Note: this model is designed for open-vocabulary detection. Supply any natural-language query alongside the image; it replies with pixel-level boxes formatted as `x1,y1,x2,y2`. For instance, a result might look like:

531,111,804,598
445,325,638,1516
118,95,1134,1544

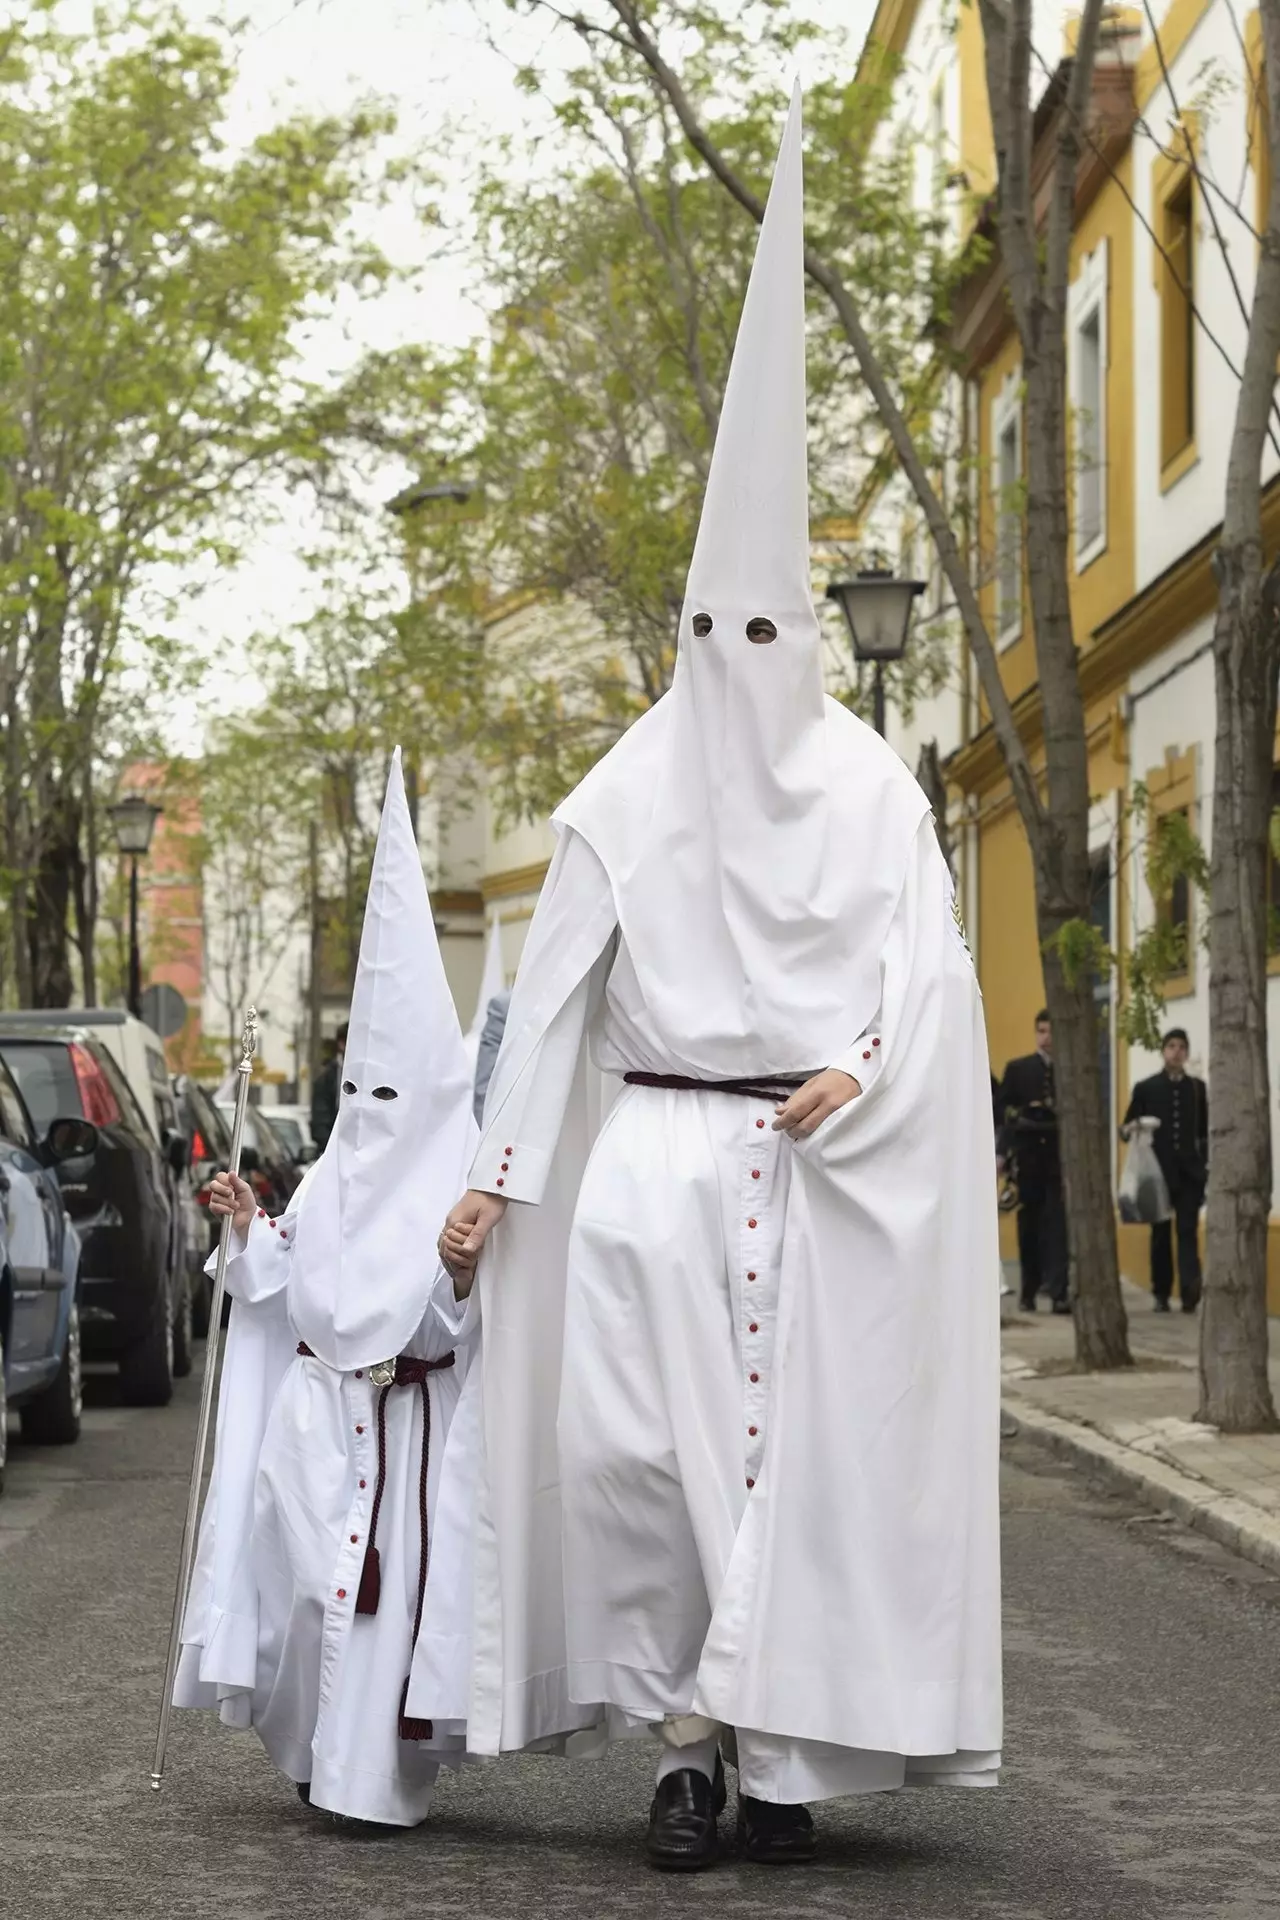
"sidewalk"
1001,1274,1280,1575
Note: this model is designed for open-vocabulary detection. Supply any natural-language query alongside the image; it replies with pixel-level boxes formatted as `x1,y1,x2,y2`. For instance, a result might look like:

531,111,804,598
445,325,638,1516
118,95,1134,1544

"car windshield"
254,1110,288,1160
0,1040,80,1132
270,1115,303,1157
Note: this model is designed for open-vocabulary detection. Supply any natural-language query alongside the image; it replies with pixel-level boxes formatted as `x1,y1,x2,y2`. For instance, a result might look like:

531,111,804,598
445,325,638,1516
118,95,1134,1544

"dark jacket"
998,1051,1059,1192
1124,1070,1208,1191
310,1055,341,1152
473,989,511,1127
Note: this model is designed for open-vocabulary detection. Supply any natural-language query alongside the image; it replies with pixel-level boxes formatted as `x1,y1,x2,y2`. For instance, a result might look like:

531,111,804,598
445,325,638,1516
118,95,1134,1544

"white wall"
1131,0,1278,593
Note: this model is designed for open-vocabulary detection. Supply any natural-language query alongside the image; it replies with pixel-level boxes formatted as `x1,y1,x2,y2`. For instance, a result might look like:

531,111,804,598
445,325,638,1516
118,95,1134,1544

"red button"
337,1588,347,1599
505,1147,514,1155
355,1370,363,1379
863,1050,872,1061
355,1425,364,1435
746,1477,755,1489
496,1178,505,1187
751,1169,760,1180
747,1218,757,1229
747,1271,756,1281
280,1233,288,1243
350,1534,358,1544
750,1372,759,1383
872,1038,881,1048
748,1426,758,1437
749,1322,759,1333
501,1162,509,1171
359,1479,367,1489
756,1119,765,1129
257,1208,266,1218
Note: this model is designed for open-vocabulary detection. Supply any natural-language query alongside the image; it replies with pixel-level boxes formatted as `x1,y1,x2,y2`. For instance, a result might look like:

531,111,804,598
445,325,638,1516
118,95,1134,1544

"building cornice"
480,859,551,902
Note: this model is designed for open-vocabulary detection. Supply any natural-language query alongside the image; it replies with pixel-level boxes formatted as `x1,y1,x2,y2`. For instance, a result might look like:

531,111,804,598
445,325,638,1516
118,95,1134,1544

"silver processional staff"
149,1005,258,1789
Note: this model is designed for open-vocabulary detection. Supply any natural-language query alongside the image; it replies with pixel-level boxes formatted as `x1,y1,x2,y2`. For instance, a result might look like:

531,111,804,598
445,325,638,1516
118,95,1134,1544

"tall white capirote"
557,85,916,1078
290,749,476,1371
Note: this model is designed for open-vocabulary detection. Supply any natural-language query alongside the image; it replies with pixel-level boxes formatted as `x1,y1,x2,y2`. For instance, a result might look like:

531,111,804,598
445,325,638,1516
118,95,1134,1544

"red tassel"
354,1542,381,1616
398,1675,433,1743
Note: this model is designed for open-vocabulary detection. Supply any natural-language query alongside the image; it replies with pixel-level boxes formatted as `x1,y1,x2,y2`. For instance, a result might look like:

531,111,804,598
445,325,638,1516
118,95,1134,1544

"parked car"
0,1009,193,1320
215,1103,301,1216
0,1058,96,1493
0,1026,191,1406
266,1104,316,1166
172,1074,234,1336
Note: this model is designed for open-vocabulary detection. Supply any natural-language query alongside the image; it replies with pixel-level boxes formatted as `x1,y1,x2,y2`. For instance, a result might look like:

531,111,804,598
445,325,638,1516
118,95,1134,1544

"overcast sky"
68,0,880,737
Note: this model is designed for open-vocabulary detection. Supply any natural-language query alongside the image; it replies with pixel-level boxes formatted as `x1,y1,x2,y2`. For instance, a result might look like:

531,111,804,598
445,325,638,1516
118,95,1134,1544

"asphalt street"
3,1358,1280,1920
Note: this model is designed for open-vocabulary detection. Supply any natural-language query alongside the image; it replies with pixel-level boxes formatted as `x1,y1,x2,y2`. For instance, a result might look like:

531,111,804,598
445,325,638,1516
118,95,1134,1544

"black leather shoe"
1051,1301,1072,1315
296,1781,312,1807
1154,1298,1171,1313
738,1794,817,1865
646,1755,726,1871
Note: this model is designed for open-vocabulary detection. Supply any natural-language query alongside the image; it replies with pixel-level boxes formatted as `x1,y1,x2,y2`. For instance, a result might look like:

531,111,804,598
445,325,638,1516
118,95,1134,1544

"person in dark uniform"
309,1019,348,1153
1123,1028,1207,1313
998,1010,1069,1314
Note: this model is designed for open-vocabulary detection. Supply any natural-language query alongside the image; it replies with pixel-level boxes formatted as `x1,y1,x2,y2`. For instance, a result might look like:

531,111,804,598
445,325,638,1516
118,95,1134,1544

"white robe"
410,814,1002,1803
175,1188,481,1826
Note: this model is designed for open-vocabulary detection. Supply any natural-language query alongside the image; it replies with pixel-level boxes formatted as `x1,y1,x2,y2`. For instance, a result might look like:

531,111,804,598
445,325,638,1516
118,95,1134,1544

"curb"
1002,1392,1280,1579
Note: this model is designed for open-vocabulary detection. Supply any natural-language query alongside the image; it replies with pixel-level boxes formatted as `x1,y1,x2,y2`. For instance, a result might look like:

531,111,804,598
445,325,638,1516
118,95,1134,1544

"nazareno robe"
174,1181,481,1827
409,702,1003,1803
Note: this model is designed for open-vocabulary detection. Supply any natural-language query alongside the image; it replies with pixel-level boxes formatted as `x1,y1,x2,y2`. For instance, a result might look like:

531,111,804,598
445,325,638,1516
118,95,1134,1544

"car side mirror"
45,1115,99,1164
165,1128,191,1175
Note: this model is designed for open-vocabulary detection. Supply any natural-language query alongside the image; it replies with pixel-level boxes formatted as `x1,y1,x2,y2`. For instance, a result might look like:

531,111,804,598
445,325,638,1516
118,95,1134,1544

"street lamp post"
825,568,926,738
108,793,163,1018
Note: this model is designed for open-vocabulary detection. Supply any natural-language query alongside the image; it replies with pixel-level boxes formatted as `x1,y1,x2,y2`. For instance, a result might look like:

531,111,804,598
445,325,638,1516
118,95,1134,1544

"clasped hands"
436,1068,862,1287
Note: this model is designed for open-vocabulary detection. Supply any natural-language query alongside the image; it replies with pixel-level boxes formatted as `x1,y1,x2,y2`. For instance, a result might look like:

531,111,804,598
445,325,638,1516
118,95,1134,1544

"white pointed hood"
555,88,928,1076
290,750,477,1371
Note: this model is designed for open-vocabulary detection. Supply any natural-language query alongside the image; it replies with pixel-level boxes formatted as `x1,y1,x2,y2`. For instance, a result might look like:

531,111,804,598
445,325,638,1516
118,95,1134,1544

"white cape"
411,717,1002,1789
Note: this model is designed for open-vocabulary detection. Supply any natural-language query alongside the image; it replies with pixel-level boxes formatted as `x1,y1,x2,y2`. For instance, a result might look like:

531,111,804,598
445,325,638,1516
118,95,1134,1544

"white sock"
655,1734,719,1786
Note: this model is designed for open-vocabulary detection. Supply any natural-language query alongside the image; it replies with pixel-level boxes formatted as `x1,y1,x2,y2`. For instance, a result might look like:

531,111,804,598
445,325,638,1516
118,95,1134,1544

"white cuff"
829,1029,885,1096
468,1139,551,1205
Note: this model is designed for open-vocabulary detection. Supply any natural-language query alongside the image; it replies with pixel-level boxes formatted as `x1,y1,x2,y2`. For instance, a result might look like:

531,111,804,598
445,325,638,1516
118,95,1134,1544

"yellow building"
860,0,1280,1304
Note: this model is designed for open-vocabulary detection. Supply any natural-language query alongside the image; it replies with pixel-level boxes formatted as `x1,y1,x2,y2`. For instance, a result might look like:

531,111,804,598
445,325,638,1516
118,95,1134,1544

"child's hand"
438,1189,508,1284
209,1170,256,1237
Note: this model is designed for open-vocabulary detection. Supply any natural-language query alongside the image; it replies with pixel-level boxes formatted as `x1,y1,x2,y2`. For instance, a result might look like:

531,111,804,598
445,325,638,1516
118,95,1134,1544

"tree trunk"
1201,555,1280,1428
27,792,80,1008
1198,0,1280,1430
985,0,1129,1365
915,739,954,872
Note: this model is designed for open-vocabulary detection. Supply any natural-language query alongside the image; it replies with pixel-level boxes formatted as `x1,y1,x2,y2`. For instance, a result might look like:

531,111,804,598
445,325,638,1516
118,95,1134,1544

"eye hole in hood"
342,1079,356,1095
372,1086,398,1101
745,617,778,644
692,613,713,637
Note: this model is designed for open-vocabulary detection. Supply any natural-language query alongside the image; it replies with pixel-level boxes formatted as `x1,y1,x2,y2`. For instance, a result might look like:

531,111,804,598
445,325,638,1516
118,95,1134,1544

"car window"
0,1059,35,1150
0,1041,85,1132
95,1048,154,1143
188,1083,231,1158
271,1115,303,1157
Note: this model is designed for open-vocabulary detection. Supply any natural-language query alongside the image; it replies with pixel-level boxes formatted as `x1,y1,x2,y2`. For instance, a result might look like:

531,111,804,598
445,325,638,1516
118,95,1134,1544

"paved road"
4,1362,1280,1920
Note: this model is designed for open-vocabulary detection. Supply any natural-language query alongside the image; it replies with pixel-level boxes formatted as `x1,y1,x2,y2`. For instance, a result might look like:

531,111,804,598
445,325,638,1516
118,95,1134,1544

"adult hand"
209,1170,256,1236
438,1189,509,1283
772,1068,862,1139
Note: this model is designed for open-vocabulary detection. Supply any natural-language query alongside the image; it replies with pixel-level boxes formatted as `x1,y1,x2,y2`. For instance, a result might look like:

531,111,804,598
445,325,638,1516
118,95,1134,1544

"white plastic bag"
1119,1118,1172,1225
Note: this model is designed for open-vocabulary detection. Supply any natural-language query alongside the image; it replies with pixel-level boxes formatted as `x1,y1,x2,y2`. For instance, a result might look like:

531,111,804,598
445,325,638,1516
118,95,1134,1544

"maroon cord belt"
623,1071,809,1103
296,1341,456,1739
